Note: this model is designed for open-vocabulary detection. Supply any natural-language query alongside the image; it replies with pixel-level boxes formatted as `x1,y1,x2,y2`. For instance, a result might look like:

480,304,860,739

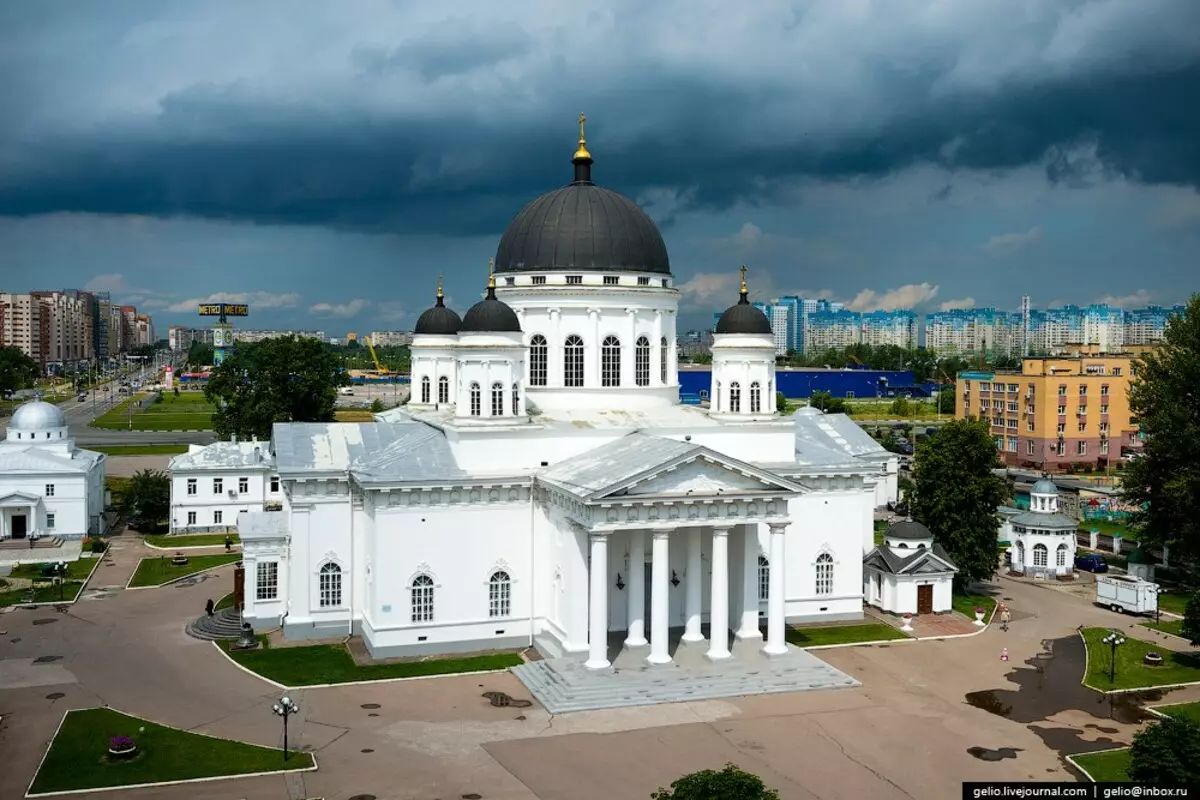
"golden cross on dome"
436,272,443,299
740,265,748,294
574,112,591,160
487,257,496,289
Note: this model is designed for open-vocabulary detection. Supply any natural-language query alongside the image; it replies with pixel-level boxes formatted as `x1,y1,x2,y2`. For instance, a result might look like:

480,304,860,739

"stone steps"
185,607,244,640
511,645,859,714
0,537,64,551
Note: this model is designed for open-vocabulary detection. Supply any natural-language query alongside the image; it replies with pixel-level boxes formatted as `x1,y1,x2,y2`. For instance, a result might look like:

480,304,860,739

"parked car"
1075,553,1109,573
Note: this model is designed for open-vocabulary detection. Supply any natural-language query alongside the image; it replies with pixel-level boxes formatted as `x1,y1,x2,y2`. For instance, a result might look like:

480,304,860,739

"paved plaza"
0,532,1192,799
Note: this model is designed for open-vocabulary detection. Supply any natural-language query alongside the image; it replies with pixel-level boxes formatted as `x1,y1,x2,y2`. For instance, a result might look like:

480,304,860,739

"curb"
24,707,317,798
143,541,241,552
2,557,103,608
124,556,241,590
210,640,515,691
1137,622,1192,646
1064,747,1129,783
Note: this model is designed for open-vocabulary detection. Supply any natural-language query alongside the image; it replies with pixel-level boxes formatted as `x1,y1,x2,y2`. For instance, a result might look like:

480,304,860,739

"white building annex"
862,519,958,617
215,124,896,670
168,439,281,532
0,398,107,542
1002,478,1078,579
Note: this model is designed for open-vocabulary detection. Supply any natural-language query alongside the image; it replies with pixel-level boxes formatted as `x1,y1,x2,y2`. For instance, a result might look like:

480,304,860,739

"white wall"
0,472,92,538
873,573,954,615
409,335,457,409
710,334,777,417
170,468,280,531
780,486,869,622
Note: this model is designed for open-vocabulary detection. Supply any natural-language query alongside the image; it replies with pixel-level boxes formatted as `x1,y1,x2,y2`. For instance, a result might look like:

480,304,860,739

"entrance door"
916,584,933,615
11,514,28,539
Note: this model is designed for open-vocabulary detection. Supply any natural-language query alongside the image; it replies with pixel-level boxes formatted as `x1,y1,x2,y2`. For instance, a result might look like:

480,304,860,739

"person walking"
1000,605,1011,632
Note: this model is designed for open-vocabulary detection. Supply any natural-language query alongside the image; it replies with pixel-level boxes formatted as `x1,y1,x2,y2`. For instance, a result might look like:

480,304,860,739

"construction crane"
363,337,392,376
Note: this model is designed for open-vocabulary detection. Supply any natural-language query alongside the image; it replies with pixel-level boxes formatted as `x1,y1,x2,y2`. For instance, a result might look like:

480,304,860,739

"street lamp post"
53,561,68,601
272,696,299,761
1103,632,1125,685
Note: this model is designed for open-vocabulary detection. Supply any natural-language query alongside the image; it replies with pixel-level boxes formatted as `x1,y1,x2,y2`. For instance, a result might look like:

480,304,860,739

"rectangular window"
1027,419,1035,432
1006,436,1017,451
638,276,650,286
565,275,582,285
1026,440,1036,455
1100,440,1109,454
845,391,855,398
1100,404,1109,414
213,510,223,524
1078,421,1086,432
1100,384,1109,396
270,476,280,493
256,562,278,600
1056,441,1066,456
45,483,55,497
1058,385,1067,396
213,478,223,494
603,275,619,286
1112,367,1122,376
187,511,197,525
504,277,515,286
1057,423,1065,434
1058,404,1066,415
238,477,249,493
1077,441,1087,456
531,275,546,286
1007,383,1019,392
46,513,55,529
1079,384,1087,396
187,478,197,496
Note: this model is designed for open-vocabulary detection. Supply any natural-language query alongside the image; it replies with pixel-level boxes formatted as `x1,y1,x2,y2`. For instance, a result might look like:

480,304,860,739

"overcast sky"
1,0,1198,334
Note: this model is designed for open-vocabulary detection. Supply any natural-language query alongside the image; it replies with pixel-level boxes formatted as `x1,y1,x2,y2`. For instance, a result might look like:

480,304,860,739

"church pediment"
599,453,801,500
899,551,957,575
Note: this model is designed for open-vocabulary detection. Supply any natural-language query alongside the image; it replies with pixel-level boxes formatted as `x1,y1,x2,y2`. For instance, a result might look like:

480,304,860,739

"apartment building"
925,308,1023,357
30,290,93,366
168,440,283,532
957,355,1139,470
0,293,45,366
369,330,413,347
1123,305,1184,346
804,309,861,352
859,310,919,349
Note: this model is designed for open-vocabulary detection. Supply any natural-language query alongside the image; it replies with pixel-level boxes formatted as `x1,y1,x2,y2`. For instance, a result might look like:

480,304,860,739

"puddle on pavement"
33,655,62,664
348,795,376,800
360,748,374,753
968,746,1022,761
360,703,380,709
31,618,57,626
964,635,1171,760
462,795,483,800
45,692,65,700
482,691,531,708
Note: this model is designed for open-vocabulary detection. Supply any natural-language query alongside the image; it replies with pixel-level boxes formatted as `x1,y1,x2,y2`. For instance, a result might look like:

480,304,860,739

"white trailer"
1096,575,1159,615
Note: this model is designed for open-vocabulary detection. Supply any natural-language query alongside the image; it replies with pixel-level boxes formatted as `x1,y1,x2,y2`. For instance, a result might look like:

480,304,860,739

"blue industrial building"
678,367,936,404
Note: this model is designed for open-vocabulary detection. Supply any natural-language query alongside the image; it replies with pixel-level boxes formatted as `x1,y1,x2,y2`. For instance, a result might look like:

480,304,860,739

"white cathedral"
228,122,896,668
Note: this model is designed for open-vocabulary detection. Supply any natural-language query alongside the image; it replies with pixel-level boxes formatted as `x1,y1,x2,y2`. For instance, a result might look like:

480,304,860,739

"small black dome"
886,519,934,540
494,125,670,275
461,284,522,334
715,270,772,335
414,291,461,336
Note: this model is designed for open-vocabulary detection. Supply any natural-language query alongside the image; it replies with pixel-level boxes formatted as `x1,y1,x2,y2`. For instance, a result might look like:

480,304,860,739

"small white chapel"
220,120,895,669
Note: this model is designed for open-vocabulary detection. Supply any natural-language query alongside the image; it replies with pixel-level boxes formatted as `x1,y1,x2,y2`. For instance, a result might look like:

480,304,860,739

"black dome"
493,138,670,275
461,284,522,333
715,272,772,335
414,291,461,335
886,520,933,540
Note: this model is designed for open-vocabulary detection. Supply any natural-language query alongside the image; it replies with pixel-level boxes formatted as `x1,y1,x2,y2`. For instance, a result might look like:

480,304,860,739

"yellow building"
957,355,1141,470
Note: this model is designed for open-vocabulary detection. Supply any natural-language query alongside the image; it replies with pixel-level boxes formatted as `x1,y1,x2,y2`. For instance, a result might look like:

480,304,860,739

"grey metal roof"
0,445,93,473
169,441,274,471
9,400,66,431
715,294,772,335
863,542,957,575
1010,511,1078,530
1031,478,1058,495
886,519,933,540
538,433,695,498
238,511,289,541
353,425,469,484
271,420,470,484
792,411,878,467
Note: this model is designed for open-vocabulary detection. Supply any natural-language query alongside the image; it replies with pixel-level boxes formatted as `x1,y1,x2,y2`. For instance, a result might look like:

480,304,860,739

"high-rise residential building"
30,289,92,366
957,355,1139,469
749,301,790,355
1020,295,1032,356
368,331,414,347
925,308,1023,357
107,305,124,356
1123,305,1184,346
0,293,46,368
234,329,326,344
93,291,111,361
135,314,154,346
858,310,919,349
804,309,861,353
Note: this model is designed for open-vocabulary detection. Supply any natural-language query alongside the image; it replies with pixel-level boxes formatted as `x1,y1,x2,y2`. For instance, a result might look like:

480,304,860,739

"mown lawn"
28,707,312,795
0,581,85,607
1153,700,1200,723
214,592,236,611
92,444,190,456
128,554,241,588
145,533,240,549
9,559,97,581
1159,591,1191,616
952,591,998,622
785,622,910,647
1071,748,1131,782
1140,618,1189,640
92,393,215,431
227,638,522,687
334,409,376,422
1081,627,1200,691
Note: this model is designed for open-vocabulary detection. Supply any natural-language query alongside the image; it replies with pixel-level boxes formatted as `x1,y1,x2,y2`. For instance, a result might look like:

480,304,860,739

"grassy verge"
145,533,240,549
1081,627,1200,691
952,590,998,622
1159,592,1191,616
92,444,190,456
28,707,312,795
786,622,910,647
334,409,376,422
214,592,236,612
128,554,241,588
10,559,97,581
92,393,215,431
227,638,522,686
1153,700,1200,723
0,581,85,607
1141,619,1188,639
1071,748,1131,782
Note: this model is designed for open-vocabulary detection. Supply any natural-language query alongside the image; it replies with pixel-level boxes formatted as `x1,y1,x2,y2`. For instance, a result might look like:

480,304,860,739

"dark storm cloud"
1,1,1199,238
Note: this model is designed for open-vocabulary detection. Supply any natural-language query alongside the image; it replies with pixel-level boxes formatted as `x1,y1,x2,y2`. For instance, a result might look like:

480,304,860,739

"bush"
369,398,385,413
652,764,779,800
775,391,786,414
1128,716,1200,785
90,538,108,554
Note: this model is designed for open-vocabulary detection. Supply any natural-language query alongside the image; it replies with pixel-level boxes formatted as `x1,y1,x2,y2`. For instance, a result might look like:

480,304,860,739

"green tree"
123,469,170,531
775,391,787,415
809,390,846,414
908,418,1010,585
1180,592,1200,646
370,398,385,413
937,386,955,415
186,341,214,369
1122,295,1200,563
889,396,911,416
652,764,779,800
204,336,348,441
1128,716,1200,785
0,344,39,396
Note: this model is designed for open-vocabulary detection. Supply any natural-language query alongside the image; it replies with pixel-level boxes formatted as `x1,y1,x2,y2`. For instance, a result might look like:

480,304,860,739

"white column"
653,310,664,385
706,525,732,661
682,527,704,643
736,524,763,640
763,522,788,656
647,529,672,665
625,529,647,647
589,308,601,387
624,308,637,387
586,533,610,670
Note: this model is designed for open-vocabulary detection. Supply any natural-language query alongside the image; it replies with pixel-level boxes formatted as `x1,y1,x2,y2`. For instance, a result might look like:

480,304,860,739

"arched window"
564,335,584,387
529,334,548,386
601,335,621,387
1056,543,1068,567
1015,540,1025,565
714,381,721,412
469,382,481,416
489,570,512,618
437,376,449,404
412,574,435,622
815,553,834,595
758,555,770,602
491,381,504,416
635,336,650,386
318,562,342,608
420,376,431,404
512,383,520,416
729,382,742,413
750,381,761,413
1033,543,1048,567
660,337,669,384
